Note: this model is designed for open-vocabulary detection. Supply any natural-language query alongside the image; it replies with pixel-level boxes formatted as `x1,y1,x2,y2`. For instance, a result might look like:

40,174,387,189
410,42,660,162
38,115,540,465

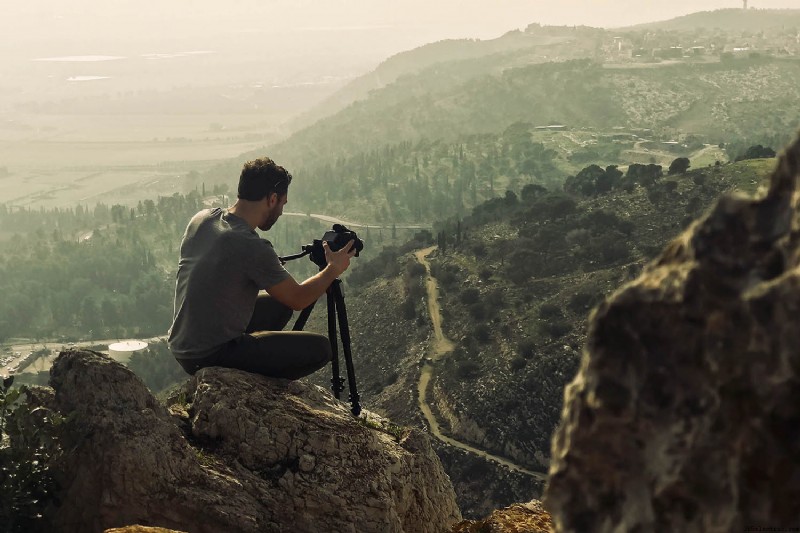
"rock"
47,349,461,533
103,525,186,533
451,499,553,532
545,137,800,531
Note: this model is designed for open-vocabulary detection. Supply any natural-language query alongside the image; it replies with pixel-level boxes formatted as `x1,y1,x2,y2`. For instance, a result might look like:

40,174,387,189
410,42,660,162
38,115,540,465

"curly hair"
237,157,292,201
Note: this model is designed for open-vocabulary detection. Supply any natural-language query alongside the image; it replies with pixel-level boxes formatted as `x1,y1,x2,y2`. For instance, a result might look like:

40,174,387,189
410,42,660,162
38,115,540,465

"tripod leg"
327,289,344,399
331,280,361,416
292,301,316,332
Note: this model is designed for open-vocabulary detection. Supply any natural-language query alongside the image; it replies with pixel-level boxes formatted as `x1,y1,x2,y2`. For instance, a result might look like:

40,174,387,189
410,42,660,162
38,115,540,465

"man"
168,157,355,379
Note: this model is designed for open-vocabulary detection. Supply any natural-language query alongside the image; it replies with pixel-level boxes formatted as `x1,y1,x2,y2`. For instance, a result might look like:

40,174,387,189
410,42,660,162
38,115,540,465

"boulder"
545,137,800,531
452,499,553,532
47,350,461,533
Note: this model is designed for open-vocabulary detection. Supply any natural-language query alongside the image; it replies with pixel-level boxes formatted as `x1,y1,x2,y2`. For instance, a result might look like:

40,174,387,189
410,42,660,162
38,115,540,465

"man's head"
237,158,292,231
238,157,292,201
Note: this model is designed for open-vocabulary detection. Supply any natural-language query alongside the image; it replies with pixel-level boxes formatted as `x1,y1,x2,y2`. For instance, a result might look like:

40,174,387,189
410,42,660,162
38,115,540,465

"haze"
1,0,799,211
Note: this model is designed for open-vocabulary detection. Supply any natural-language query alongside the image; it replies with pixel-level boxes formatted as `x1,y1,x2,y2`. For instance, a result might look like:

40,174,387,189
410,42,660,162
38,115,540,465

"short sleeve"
246,238,292,289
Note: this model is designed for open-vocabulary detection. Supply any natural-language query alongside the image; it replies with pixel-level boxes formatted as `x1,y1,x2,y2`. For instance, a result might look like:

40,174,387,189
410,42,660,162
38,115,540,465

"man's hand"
323,239,356,276
268,240,357,311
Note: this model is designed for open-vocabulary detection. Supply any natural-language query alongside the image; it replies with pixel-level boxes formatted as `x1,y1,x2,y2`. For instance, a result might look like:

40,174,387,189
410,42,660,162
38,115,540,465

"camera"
305,224,364,268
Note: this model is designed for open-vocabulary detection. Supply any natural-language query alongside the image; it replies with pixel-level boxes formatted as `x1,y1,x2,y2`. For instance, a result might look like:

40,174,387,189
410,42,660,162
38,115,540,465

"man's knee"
276,303,293,329
308,334,332,364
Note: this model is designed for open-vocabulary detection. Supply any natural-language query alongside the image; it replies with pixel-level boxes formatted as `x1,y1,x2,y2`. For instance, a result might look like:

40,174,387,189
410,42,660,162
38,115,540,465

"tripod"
280,249,362,416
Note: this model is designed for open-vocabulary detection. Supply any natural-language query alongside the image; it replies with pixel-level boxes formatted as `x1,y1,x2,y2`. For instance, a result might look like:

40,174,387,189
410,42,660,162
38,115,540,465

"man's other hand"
324,239,356,276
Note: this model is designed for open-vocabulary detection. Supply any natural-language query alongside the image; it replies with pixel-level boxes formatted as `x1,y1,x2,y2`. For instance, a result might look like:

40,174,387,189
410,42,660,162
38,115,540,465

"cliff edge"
44,349,461,533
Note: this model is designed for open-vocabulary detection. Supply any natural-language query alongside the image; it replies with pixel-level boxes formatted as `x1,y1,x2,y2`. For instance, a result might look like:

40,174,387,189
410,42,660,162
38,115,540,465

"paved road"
284,211,431,230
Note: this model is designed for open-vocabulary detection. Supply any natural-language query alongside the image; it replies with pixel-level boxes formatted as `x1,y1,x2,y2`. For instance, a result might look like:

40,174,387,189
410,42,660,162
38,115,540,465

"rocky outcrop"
46,349,461,533
452,500,553,533
545,137,800,531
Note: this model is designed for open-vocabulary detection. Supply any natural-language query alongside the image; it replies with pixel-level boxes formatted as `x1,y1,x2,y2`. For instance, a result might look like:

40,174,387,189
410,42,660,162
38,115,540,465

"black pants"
178,294,332,380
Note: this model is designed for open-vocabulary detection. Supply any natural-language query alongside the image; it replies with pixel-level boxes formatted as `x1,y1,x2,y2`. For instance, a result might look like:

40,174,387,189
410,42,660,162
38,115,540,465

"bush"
460,288,480,305
541,320,572,339
400,297,416,320
668,157,691,175
569,291,600,313
407,262,426,278
538,303,563,319
468,303,487,320
735,145,776,162
457,359,481,378
0,377,62,532
474,324,491,343
510,357,527,372
518,339,537,359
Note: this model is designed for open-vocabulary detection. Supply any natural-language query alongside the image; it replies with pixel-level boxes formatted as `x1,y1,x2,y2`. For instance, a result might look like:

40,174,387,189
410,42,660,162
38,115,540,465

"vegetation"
126,341,187,394
345,153,774,466
0,377,63,532
0,190,347,343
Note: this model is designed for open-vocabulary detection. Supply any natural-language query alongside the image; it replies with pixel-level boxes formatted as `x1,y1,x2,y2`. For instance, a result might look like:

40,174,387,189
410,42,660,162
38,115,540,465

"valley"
415,246,544,479
2,5,800,524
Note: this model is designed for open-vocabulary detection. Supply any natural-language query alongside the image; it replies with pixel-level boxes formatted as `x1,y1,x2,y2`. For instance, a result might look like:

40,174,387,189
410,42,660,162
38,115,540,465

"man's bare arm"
268,240,356,311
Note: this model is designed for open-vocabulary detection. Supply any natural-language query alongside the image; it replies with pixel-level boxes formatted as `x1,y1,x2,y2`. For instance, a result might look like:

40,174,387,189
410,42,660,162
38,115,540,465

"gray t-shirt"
168,208,291,359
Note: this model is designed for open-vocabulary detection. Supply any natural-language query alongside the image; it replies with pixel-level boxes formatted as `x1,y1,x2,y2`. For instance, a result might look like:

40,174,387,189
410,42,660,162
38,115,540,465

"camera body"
305,224,364,268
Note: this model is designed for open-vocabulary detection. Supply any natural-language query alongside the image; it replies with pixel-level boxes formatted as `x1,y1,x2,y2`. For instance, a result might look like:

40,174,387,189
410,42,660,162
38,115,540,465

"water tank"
108,340,148,363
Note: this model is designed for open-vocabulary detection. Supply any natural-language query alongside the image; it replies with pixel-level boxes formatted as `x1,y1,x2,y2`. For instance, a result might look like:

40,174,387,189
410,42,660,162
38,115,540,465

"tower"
743,0,748,9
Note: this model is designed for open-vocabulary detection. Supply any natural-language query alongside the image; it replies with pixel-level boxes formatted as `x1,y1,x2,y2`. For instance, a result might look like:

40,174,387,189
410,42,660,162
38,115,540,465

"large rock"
545,138,800,531
47,350,461,533
452,500,553,533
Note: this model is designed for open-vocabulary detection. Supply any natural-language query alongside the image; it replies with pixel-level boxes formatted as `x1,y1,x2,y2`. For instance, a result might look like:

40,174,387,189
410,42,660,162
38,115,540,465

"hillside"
627,8,800,32
204,55,799,227
287,25,605,134
334,155,776,514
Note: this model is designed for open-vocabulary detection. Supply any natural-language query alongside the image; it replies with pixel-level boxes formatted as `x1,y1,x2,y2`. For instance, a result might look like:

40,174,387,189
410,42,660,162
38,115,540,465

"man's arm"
267,240,356,311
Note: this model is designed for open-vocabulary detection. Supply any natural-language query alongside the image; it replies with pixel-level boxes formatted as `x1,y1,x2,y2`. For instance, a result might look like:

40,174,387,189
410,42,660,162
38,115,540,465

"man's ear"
267,192,278,207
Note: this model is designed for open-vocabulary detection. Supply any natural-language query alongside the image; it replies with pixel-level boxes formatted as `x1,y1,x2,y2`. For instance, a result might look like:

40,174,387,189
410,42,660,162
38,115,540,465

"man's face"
259,192,287,231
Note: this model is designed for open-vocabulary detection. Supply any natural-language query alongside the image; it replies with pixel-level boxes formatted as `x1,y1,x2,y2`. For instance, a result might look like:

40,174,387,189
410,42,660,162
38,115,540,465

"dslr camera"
305,224,364,268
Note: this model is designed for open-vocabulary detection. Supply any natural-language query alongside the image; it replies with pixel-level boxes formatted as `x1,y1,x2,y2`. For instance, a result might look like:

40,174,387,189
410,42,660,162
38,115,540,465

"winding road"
413,246,546,480
284,211,431,231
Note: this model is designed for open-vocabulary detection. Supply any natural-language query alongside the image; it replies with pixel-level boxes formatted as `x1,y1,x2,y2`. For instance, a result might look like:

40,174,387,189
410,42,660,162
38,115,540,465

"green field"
0,112,284,210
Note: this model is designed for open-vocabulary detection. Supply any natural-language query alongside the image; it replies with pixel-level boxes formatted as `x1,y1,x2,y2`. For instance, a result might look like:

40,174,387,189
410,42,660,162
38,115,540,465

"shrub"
735,145,776,162
457,359,481,378
538,303,563,319
0,377,63,532
518,339,537,359
407,262,426,278
460,288,480,305
474,324,491,343
401,297,416,320
569,291,600,313
468,303,487,320
541,320,572,339
668,157,691,175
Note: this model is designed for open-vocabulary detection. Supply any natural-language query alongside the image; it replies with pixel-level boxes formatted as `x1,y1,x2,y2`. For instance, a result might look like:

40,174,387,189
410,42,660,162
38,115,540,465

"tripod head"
280,224,364,269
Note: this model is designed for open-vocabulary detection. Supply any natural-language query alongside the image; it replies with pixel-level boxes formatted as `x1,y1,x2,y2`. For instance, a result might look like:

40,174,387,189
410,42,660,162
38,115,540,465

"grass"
359,414,407,442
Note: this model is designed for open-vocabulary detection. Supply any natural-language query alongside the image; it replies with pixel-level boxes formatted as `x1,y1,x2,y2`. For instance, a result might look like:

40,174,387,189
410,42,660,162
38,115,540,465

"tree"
668,157,691,175
521,183,547,202
564,165,605,196
735,145,776,162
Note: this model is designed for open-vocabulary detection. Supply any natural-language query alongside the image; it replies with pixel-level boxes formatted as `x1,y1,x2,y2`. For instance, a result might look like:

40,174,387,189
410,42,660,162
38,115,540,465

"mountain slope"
626,8,800,32
338,155,776,515
287,25,605,134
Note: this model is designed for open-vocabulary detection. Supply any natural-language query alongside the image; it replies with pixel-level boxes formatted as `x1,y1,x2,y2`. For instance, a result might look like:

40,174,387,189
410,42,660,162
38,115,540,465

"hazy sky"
3,0,800,45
